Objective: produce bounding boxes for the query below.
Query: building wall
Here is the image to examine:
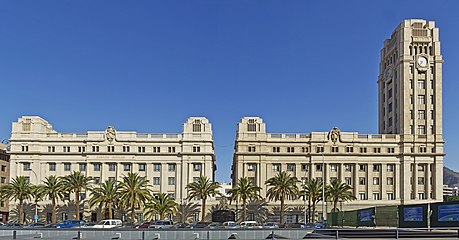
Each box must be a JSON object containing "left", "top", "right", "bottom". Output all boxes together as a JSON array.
[
  {"left": 8, "top": 116, "right": 216, "bottom": 222},
  {"left": 0, "top": 143, "right": 10, "bottom": 223}
]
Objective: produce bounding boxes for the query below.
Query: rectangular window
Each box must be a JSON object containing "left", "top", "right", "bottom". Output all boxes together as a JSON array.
[
  {"left": 272, "top": 147, "right": 280, "bottom": 153},
  {"left": 388, "top": 103, "right": 393, "bottom": 112},
  {"left": 63, "top": 146, "right": 71, "bottom": 152},
  {"left": 418, "top": 165, "right": 425, "bottom": 171},
  {"left": 331, "top": 146, "right": 339, "bottom": 153},
  {"left": 193, "top": 163, "right": 202, "bottom": 171},
  {"left": 138, "top": 146, "right": 145, "bottom": 153},
  {"left": 78, "top": 146, "right": 85, "bottom": 153},
  {"left": 22, "top": 145, "right": 29, "bottom": 152},
  {"left": 168, "top": 163, "right": 176, "bottom": 172},
  {"left": 123, "top": 164, "right": 131, "bottom": 171},
  {"left": 387, "top": 177, "right": 394, "bottom": 185},
  {"left": 330, "top": 164, "right": 338, "bottom": 172},
  {"left": 107, "top": 146, "right": 115, "bottom": 152},
  {"left": 48, "top": 146, "right": 55, "bottom": 152},
  {"left": 301, "top": 164, "right": 309, "bottom": 172},
  {"left": 360, "top": 147, "right": 367, "bottom": 153},
  {"left": 93, "top": 163, "right": 101, "bottom": 171},
  {"left": 388, "top": 88, "right": 392, "bottom": 98},
  {"left": 94, "top": 177, "right": 100, "bottom": 184},
  {"left": 92, "top": 146, "right": 99, "bottom": 152},
  {"left": 418, "top": 110, "right": 426, "bottom": 120},
  {"left": 49, "top": 163, "right": 56, "bottom": 171},
  {"left": 64, "top": 163, "right": 71, "bottom": 171},
  {"left": 418, "top": 125, "right": 426, "bottom": 135},
  {"left": 315, "top": 164, "right": 323, "bottom": 172},
  {"left": 373, "top": 192, "right": 380, "bottom": 200},
  {"left": 108, "top": 177, "right": 116, "bottom": 181},
  {"left": 430, "top": 95, "right": 434, "bottom": 104},
  {"left": 272, "top": 164, "right": 281, "bottom": 172},
  {"left": 387, "top": 147, "right": 395, "bottom": 153},
  {"left": 79, "top": 163, "right": 86, "bottom": 172},
  {"left": 359, "top": 177, "right": 366, "bottom": 185},
  {"left": 1, "top": 165, "right": 6, "bottom": 172},
  {"left": 359, "top": 192, "right": 366, "bottom": 200},
  {"left": 168, "top": 147, "right": 176, "bottom": 153},
  {"left": 359, "top": 164, "right": 366, "bottom": 171},
  {"left": 247, "top": 163, "right": 255, "bottom": 171},
  {"left": 373, "top": 164, "right": 380, "bottom": 172},
  {"left": 287, "top": 147, "right": 295, "bottom": 153},
  {"left": 154, "top": 164, "right": 161, "bottom": 172},
  {"left": 287, "top": 164, "right": 295, "bottom": 172},
  {"left": 79, "top": 192, "right": 86, "bottom": 201},
  {"left": 23, "top": 162, "right": 31, "bottom": 171},
  {"left": 373, "top": 177, "right": 380, "bottom": 185},
  {"left": 418, "top": 192, "right": 425, "bottom": 200},
  {"left": 346, "top": 146, "right": 354, "bottom": 153},
  {"left": 387, "top": 192, "right": 394, "bottom": 200},
  {"left": 418, "top": 80, "right": 425, "bottom": 89},
  {"left": 108, "top": 163, "right": 116, "bottom": 171},
  {"left": 139, "top": 163, "right": 146, "bottom": 171},
  {"left": 248, "top": 146, "right": 256, "bottom": 152},
  {"left": 373, "top": 147, "right": 381, "bottom": 153},
  {"left": 153, "top": 147, "right": 161, "bottom": 153},
  {"left": 168, "top": 177, "right": 176, "bottom": 185},
  {"left": 345, "top": 177, "right": 352, "bottom": 185},
  {"left": 316, "top": 146, "right": 324, "bottom": 153},
  {"left": 123, "top": 146, "right": 130, "bottom": 152},
  {"left": 302, "top": 147, "right": 309, "bottom": 153},
  {"left": 153, "top": 177, "right": 160, "bottom": 185},
  {"left": 418, "top": 95, "right": 425, "bottom": 104},
  {"left": 193, "top": 146, "right": 201, "bottom": 153},
  {"left": 418, "top": 177, "right": 425, "bottom": 185},
  {"left": 193, "top": 177, "right": 200, "bottom": 183},
  {"left": 387, "top": 164, "right": 395, "bottom": 172},
  {"left": 344, "top": 164, "right": 352, "bottom": 171}
]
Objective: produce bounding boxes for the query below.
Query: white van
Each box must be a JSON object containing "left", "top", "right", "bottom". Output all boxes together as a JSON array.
[
  {"left": 92, "top": 219, "right": 123, "bottom": 229},
  {"left": 239, "top": 221, "right": 261, "bottom": 228}
]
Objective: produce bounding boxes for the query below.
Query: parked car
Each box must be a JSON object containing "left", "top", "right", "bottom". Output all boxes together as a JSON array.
[
  {"left": 55, "top": 220, "right": 86, "bottom": 229},
  {"left": 172, "top": 223, "right": 189, "bottom": 229},
  {"left": 92, "top": 219, "right": 123, "bottom": 229},
  {"left": 150, "top": 220, "right": 174, "bottom": 229},
  {"left": 222, "top": 221, "right": 238, "bottom": 229},
  {"left": 262, "top": 223, "right": 279, "bottom": 229},
  {"left": 304, "top": 222, "right": 325, "bottom": 229},
  {"left": 24, "top": 222, "right": 47, "bottom": 228},
  {"left": 3, "top": 222, "right": 22, "bottom": 228},
  {"left": 189, "top": 222, "right": 209, "bottom": 229},
  {"left": 239, "top": 221, "right": 261, "bottom": 229},
  {"left": 284, "top": 222, "right": 306, "bottom": 229},
  {"left": 208, "top": 222, "right": 222, "bottom": 229},
  {"left": 134, "top": 221, "right": 153, "bottom": 229}
]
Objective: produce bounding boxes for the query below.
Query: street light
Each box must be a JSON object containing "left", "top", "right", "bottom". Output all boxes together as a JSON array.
[
  {"left": 321, "top": 149, "right": 325, "bottom": 224},
  {"left": 26, "top": 168, "right": 38, "bottom": 223}
]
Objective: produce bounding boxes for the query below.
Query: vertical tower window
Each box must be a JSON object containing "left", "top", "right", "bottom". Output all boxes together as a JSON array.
[
  {"left": 247, "top": 119, "right": 257, "bottom": 132},
  {"left": 193, "top": 120, "right": 202, "bottom": 132}
]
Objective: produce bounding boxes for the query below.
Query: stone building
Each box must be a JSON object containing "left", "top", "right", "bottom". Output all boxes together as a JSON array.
[
  {"left": 8, "top": 116, "right": 215, "bottom": 222},
  {"left": 0, "top": 143, "right": 10, "bottom": 223},
  {"left": 232, "top": 19, "right": 444, "bottom": 222}
]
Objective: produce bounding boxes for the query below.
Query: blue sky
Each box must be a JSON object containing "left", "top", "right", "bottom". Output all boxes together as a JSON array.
[{"left": 1, "top": 1, "right": 458, "bottom": 182}]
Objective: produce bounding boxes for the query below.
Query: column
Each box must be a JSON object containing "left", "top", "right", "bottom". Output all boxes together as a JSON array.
[
  {"left": 353, "top": 163, "right": 358, "bottom": 197},
  {"left": 413, "top": 163, "right": 418, "bottom": 200},
  {"left": 425, "top": 163, "right": 431, "bottom": 199},
  {"left": 366, "top": 164, "right": 371, "bottom": 200},
  {"left": 381, "top": 163, "right": 387, "bottom": 200},
  {"left": 339, "top": 163, "right": 344, "bottom": 182},
  {"left": 395, "top": 163, "right": 401, "bottom": 200}
]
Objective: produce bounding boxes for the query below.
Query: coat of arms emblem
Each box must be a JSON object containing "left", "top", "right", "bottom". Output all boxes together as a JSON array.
[
  {"left": 328, "top": 127, "right": 341, "bottom": 144},
  {"left": 105, "top": 126, "right": 116, "bottom": 142}
]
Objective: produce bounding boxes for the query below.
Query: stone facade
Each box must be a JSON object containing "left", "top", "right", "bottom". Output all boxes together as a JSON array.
[
  {"left": 8, "top": 116, "right": 215, "bottom": 222},
  {"left": 232, "top": 19, "right": 444, "bottom": 222}
]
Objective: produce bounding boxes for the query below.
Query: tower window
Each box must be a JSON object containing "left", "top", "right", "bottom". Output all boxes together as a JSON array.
[
  {"left": 193, "top": 120, "right": 202, "bottom": 132},
  {"left": 418, "top": 125, "right": 426, "bottom": 135},
  {"left": 418, "top": 95, "right": 425, "bottom": 105},
  {"left": 418, "top": 80, "right": 425, "bottom": 89},
  {"left": 247, "top": 119, "right": 257, "bottom": 132},
  {"left": 418, "top": 110, "right": 426, "bottom": 120}
]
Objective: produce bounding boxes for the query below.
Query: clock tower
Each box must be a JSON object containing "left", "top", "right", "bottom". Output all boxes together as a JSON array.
[{"left": 378, "top": 19, "right": 443, "bottom": 138}]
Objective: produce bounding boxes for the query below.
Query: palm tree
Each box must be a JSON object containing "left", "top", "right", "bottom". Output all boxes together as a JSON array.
[
  {"left": 186, "top": 176, "right": 221, "bottom": 222},
  {"left": 61, "top": 171, "right": 93, "bottom": 220},
  {"left": 144, "top": 193, "right": 178, "bottom": 220},
  {"left": 301, "top": 178, "right": 323, "bottom": 223},
  {"left": 228, "top": 177, "right": 262, "bottom": 222},
  {"left": 42, "top": 176, "right": 65, "bottom": 223},
  {"left": 0, "top": 176, "right": 33, "bottom": 224},
  {"left": 325, "top": 179, "right": 356, "bottom": 213},
  {"left": 30, "top": 184, "right": 45, "bottom": 222},
  {"left": 265, "top": 171, "right": 299, "bottom": 225},
  {"left": 89, "top": 180, "right": 120, "bottom": 220},
  {"left": 118, "top": 172, "right": 151, "bottom": 222}
]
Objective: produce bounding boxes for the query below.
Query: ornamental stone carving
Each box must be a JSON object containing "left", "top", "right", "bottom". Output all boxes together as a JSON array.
[{"left": 105, "top": 126, "right": 116, "bottom": 142}]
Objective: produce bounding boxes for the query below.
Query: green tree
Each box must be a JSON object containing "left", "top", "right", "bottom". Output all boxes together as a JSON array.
[
  {"left": 186, "top": 176, "right": 221, "bottom": 222},
  {"left": 265, "top": 171, "right": 300, "bottom": 225},
  {"left": 118, "top": 172, "right": 151, "bottom": 222},
  {"left": 42, "top": 176, "right": 65, "bottom": 223},
  {"left": 301, "top": 178, "right": 323, "bottom": 223},
  {"left": 61, "top": 171, "right": 93, "bottom": 220},
  {"left": 89, "top": 180, "right": 120, "bottom": 220},
  {"left": 325, "top": 179, "right": 356, "bottom": 212},
  {"left": 144, "top": 193, "right": 178, "bottom": 220},
  {"left": 228, "top": 177, "right": 262, "bottom": 222},
  {"left": 0, "top": 176, "right": 33, "bottom": 224}
]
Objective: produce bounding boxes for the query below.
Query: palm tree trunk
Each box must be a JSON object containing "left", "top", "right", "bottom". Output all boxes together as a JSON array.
[
  {"left": 52, "top": 197, "right": 57, "bottom": 223},
  {"left": 108, "top": 202, "right": 113, "bottom": 219},
  {"left": 242, "top": 197, "right": 247, "bottom": 222},
  {"left": 307, "top": 198, "right": 311, "bottom": 223},
  {"left": 312, "top": 202, "right": 316, "bottom": 222},
  {"left": 334, "top": 200, "right": 338, "bottom": 213},
  {"left": 131, "top": 205, "right": 135, "bottom": 223},
  {"left": 19, "top": 198, "right": 24, "bottom": 224},
  {"left": 75, "top": 190, "right": 80, "bottom": 220},
  {"left": 280, "top": 196, "right": 284, "bottom": 225},
  {"left": 201, "top": 197, "right": 206, "bottom": 222}
]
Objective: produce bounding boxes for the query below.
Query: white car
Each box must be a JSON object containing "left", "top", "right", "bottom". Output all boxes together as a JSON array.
[{"left": 92, "top": 219, "right": 123, "bottom": 229}]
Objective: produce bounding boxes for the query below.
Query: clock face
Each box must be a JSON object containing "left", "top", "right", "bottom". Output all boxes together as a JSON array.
[{"left": 418, "top": 56, "right": 428, "bottom": 67}]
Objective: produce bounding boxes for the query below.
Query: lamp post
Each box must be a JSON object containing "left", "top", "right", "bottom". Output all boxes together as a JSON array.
[
  {"left": 321, "top": 150, "right": 325, "bottom": 224},
  {"left": 27, "top": 168, "right": 38, "bottom": 223}
]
